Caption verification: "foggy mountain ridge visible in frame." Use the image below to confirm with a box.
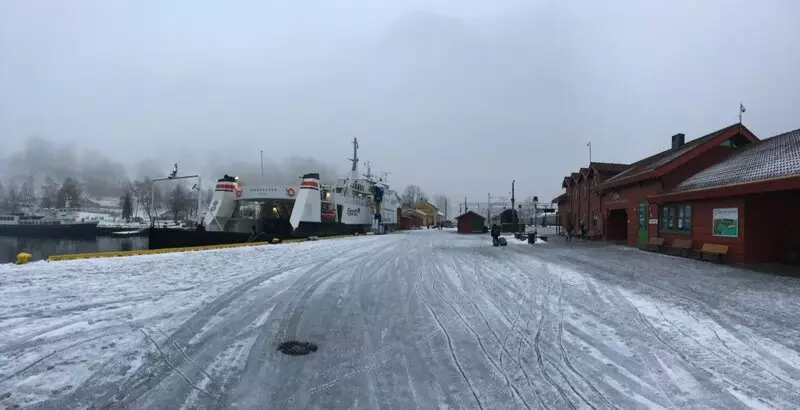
[0,136,347,199]
[0,135,435,205]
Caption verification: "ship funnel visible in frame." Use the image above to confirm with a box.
[204,178,240,231]
[290,173,321,230]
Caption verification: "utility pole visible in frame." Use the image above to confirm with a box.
[464,196,468,212]
[444,197,448,220]
[511,180,516,224]
[260,150,264,184]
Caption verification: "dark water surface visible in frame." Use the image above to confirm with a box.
[0,236,149,263]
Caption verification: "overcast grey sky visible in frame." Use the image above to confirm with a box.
[2,0,799,202]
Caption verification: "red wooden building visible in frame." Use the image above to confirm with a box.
[456,211,486,234]
[593,123,759,252]
[399,209,424,230]
[555,122,800,263]
[648,128,800,263]
[552,193,567,229]
[557,162,628,235]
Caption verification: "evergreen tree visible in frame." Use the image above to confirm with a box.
[121,192,133,221]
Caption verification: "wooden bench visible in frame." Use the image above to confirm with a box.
[695,243,729,263]
[667,238,692,257]
[645,237,664,252]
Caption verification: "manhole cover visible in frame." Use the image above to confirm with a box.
[277,341,318,356]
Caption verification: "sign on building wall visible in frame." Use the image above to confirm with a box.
[712,207,738,237]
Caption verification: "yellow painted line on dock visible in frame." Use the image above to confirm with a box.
[46,233,368,262]
[47,241,271,261]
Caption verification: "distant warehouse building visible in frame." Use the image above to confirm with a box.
[456,211,486,234]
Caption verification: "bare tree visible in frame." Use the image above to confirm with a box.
[2,182,22,213]
[19,176,36,209]
[168,184,189,223]
[40,176,60,209]
[132,178,154,220]
[400,184,427,207]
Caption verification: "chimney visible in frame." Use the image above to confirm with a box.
[671,133,685,150]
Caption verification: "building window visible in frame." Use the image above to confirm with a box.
[660,203,691,232]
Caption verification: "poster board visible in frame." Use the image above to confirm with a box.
[712,208,738,237]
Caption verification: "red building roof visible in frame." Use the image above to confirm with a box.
[589,162,628,177]
[596,123,759,191]
[652,127,800,201]
[552,193,567,204]
[455,210,486,220]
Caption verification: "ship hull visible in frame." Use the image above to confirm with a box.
[148,221,397,250]
[0,222,99,239]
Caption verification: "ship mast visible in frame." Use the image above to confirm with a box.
[349,137,359,173]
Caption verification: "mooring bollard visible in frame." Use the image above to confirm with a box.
[16,252,32,264]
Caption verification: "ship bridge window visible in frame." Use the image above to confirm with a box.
[234,201,260,219]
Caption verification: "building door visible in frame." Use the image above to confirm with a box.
[472,217,483,233]
[637,200,648,245]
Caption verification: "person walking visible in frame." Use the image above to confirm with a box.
[566,220,574,242]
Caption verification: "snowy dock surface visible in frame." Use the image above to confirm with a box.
[3,231,800,409]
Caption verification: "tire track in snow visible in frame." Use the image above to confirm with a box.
[554,252,771,406]
[580,276,676,409]
[618,290,757,407]
[514,268,552,410]
[533,281,575,409]
[550,276,596,410]
[429,253,531,410]
[96,242,371,408]
[276,240,404,409]
[413,257,484,410]
[498,273,529,368]
[555,275,615,410]
[102,263,300,406]
[436,245,544,408]
[232,242,391,408]
[658,301,800,404]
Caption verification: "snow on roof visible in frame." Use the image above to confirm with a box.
[402,209,427,217]
[456,211,485,220]
[599,124,745,188]
[590,162,628,176]
[674,128,800,192]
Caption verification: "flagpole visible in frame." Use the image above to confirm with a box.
[739,102,745,124]
[587,141,592,164]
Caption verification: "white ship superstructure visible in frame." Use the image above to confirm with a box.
[202,138,400,237]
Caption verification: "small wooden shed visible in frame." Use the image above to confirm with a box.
[456,211,486,234]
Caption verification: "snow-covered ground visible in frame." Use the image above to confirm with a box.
[2,231,800,408]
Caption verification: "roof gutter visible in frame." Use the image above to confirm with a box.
[648,174,800,203]
[595,170,657,192]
